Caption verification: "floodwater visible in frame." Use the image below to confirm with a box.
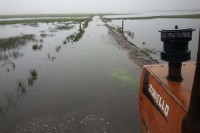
[0,16,141,133]
[105,11,200,19]
[108,18,200,62]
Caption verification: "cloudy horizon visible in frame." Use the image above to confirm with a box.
[0,0,200,15]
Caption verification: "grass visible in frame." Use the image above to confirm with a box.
[116,27,123,34]
[63,40,67,44]
[0,51,23,61]
[109,14,200,20]
[17,80,26,94]
[0,34,36,51]
[55,45,61,52]
[0,18,88,25]
[73,29,85,42]
[32,44,43,50]
[64,29,85,43]
[143,47,160,54]
[66,34,75,43]
[56,24,74,30]
[83,16,93,29]
[28,69,38,86]
[126,30,134,38]
[30,69,37,77]
[0,14,91,19]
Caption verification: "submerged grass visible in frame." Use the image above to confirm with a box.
[0,34,36,51]
[0,18,87,25]
[56,24,74,30]
[55,45,61,52]
[0,14,91,19]
[28,69,38,86]
[0,51,23,61]
[17,80,26,94]
[32,44,43,50]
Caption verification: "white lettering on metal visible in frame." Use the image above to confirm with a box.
[148,84,169,117]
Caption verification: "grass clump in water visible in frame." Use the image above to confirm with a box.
[32,44,43,50]
[126,30,134,38]
[0,34,36,51]
[55,45,61,52]
[28,69,38,86]
[63,40,67,44]
[0,18,87,25]
[17,80,26,94]
[56,24,74,30]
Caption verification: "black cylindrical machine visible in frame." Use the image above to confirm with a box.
[159,27,195,81]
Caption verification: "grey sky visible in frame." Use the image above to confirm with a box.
[0,0,200,15]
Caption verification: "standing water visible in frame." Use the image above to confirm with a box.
[0,16,141,132]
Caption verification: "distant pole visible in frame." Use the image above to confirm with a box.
[79,21,82,31]
[122,20,124,33]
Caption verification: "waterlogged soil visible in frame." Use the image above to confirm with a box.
[104,24,158,67]
[0,16,151,133]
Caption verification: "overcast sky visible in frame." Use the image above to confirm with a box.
[0,0,200,15]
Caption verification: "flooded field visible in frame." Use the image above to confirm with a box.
[0,12,200,133]
[105,13,200,62]
[0,16,141,133]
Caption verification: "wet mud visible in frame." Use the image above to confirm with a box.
[104,23,159,67]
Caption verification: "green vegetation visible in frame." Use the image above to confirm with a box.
[0,14,91,19]
[0,51,23,61]
[109,14,200,20]
[126,30,134,38]
[0,34,36,51]
[73,29,85,42]
[17,80,26,94]
[28,69,38,86]
[55,45,61,52]
[66,34,75,43]
[83,16,93,29]
[0,18,88,25]
[56,24,74,30]
[32,44,43,50]
[64,29,86,43]
[63,40,67,44]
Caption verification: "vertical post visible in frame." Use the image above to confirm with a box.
[182,29,200,133]
[79,21,82,31]
[122,20,124,33]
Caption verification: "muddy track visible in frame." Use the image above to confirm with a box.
[104,23,159,67]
